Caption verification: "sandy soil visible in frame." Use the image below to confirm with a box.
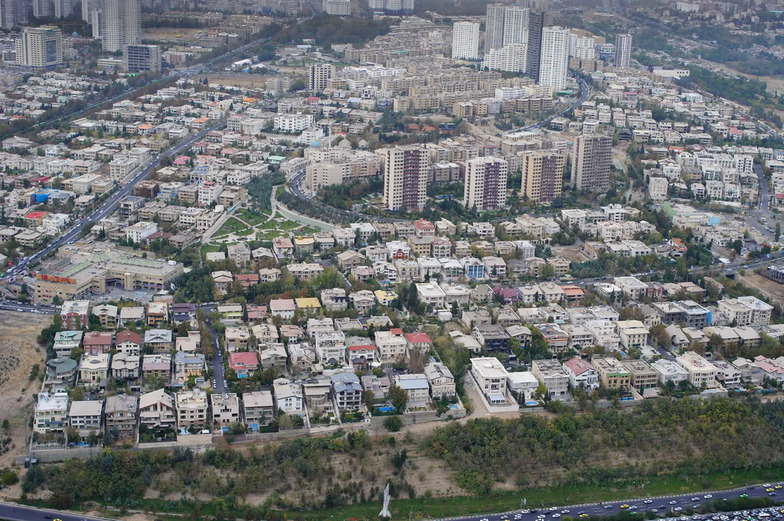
[205,74,271,89]
[143,27,204,44]
[0,311,51,498]
[736,271,784,303]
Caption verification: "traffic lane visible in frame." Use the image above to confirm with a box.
[451,485,778,521]
[0,502,103,521]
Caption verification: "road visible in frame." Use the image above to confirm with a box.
[204,313,227,393]
[4,120,226,282]
[447,484,782,521]
[0,501,106,521]
[502,75,593,136]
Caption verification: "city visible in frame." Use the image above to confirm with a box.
[0,0,783,520]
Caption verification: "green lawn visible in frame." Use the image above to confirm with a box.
[214,217,250,237]
[236,208,268,226]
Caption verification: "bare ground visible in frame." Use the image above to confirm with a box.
[736,271,784,303]
[205,74,272,89]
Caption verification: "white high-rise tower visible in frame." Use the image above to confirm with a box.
[452,21,480,60]
[100,0,141,52]
[615,33,632,68]
[538,26,570,91]
[502,6,529,46]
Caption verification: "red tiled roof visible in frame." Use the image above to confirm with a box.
[404,332,432,344]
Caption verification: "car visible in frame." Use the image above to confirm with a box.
[480,518,489,521]
[603,505,613,510]
[704,494,713,499]
[769,493,777,497]
[551,514,560,518]
[674,507,683,512]
[521,510,530,514]
[514,515,523,519]
[740,494,749,498]
[620,505,630,510]
[777,485,783,490]
[670,501,678,505]
[692,497,700,501]
[644,500,653,504]
[562,510,570,514]
[579,515,588,518]
[766,488,775,492]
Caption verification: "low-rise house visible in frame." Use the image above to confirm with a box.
[144,329,173,353]
[651,359,689,385]
[68,400,103,439]
[111,353,140,382]
[225,325,251,352]
[92,304,118,329]
[174,351,205,385]
[243,391,275,429]
[138,389,176,430]
[80,353,110,389]
[211,393,241,426]
[34,391,69,434]
[229,351,259,378]
[46,357,78,386]
[507,372,539,401]
[676,351,718,387]
[405,332,432,353]
[350,290,376,315]
[142,354,171,385]
[260,343,288,369]
[713,360,742,388]
[395,374,430,408]
[473,324,510,351]
[592,357,631,390]
[321,288,348,312]
[375,330,408,362]
[424,362,456,400]
[563,356,600,391]
[83,331,113,355]
[347,343,376,368]
[621,359,658,392]
[269,298,296,320]
[531,359,569,399]
[176,389,209,429]
[53,330,83,358]
[331,372,363,412]
[273,378,304,415]
[471,357,509,405]
[104,394,138,439]
[116,330,142,356]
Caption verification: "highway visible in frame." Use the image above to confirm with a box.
[441,484,783,521]
[0,502,106,521]
[3,120,226,282]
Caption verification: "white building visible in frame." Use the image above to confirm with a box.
[452,22,480,60]
[538,26,570,91]
[100,0,140,52]
[614,33,632,68]
[676,351,717,387]
[16,26,62,69]
[470,357,509,405]
[464,157,508,211]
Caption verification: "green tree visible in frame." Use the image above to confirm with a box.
[383,415,403,432]
[388,384,408,412]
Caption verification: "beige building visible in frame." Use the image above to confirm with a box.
[591,357,631,390]
[176,390,208,429]
[464,157,508,212]
[211,393,241,426]
[520,152,565,203]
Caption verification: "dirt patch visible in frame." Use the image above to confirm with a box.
[736,271,784,303]
[205,74,272,89]
[143,27,205,44]
[0,311,52,471]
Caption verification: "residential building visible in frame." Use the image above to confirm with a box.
[16,26,62,69]
[211,393,241,426]
[539,26,570,91]
[614,33,632,68]
[104,394,138,438]
[273,378,304,415]
[676,351,717,387]
[464,157,508,211]
[309,63,334,92]
[424,362,456,400]
[100,0,141,52]
[80,353,110,389]
[571,134,612,193]
[383,145,429,212]
[591,357,631,390]
[471,357,509,405]
[242,391,274,428]
[68,400,103,438]
[452,21,480,60]
[563,356,599,391]
[175,389,208,429]
[520,151,565,203]
[622,359,658,392]
[531,359,569,399]
[651,359,689,385]
[123,44,161,73]
[395,373,430,408]
[331,372,363,411]
[138,389,176,430]
[34,391,69,434]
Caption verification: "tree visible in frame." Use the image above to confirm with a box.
[362,389,376,410]
[383,415,403,432]
[777,222,781,242]
[388,384,408,412]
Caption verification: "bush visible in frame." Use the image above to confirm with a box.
[383,416,403,432]
[1,468,18,486]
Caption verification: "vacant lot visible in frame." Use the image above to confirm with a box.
[143,27,204,44]
[205,74,271,89]
[0,311,51,470]
[737,271,784,302]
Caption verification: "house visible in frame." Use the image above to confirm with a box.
[229,351,259,378]
[61,300,90,329]
[224,325,251,352]
[304,380,333,416]
[651,359,689,385]
[473,324,510,351]
[45,358,78,386]
[331,372,363,411]
[243,391,275,429]
[350,290,376,315]
[471,357,509,405]
[92,304,118,329]
[416,282,447,308]
[259,343,288,369]
[175,389,209,429]
[616,320,649,350]
[506,372,539,401]
[34,391,69,434]
[395,374,430,409]
[621,359,658,392]
[424,362,456,400]
[104,394,138,439]
[563,356,599,391]
[591,357,631,390]
[83,331,113,355]
[53,330,83,358]
[321,288,348,312]
[142,354,171,385]
[144,329,173,353]
[270,299,296,320]
[138,389,176,430]
[119,306,145,327]
[405,332,432,354]
[211,393,241,426]
[111,353,140,382]
[116,330,142,356]
[273,378,304,415]
[212,271,234,296]
[68,400,104,439]
[676,351,717,387]
[531,359,569,399]
[374,330,408,362]
[80,353,110,389]
[146,302,169,327]
[337,250,366,270]
[174,351,205,385]
[536,324,570,353]
[348,344,376,368]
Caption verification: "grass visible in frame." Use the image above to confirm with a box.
[214,217,250,237]
[236,208,268,226]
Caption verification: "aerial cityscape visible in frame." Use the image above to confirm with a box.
[1,0,784,520]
